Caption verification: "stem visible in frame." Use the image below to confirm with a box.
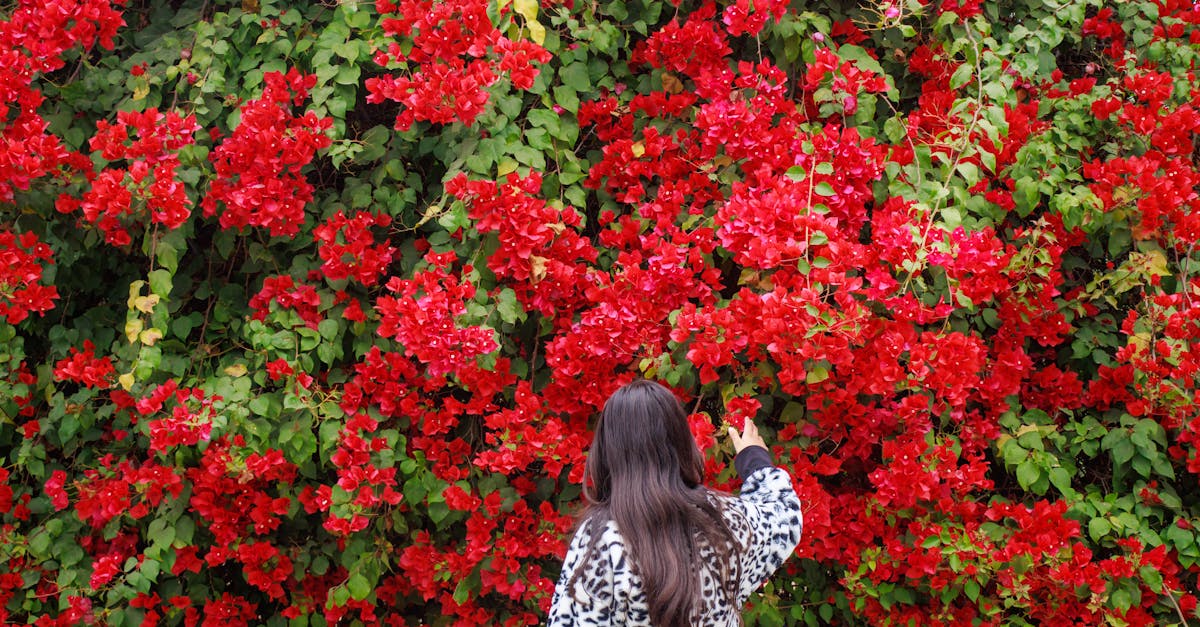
[1163,584,1193,627]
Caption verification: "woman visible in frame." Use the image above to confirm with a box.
[548,379,803,626]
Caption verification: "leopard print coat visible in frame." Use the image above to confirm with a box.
[547,458,803,626]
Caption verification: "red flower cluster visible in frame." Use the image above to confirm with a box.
[73,457,184,527]
[203,69,332,236]
[237,541,292,600]
[313,211,396,286]
[319,412,403,536]
[53,340,115,388]
[374,252,498,378]
[720,0,787,37]
[802,47,889,115]
[447,172,597,316]
[135,380,219,453]
[186,437,296,551]
[366,0,550,129]
[249,275,323,329]
[55,109,198,246]
[0,230,58,324]
[0,0,123,203]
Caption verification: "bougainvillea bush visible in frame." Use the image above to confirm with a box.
[2,0,1200,623]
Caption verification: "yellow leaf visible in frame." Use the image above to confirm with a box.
[1013,424,1054,437]
[631,142,645,158]
[530,255,548,284]
[497,158,519,176]
[133,294,160,314]
[526,19,546,45]
[118,372,135,391]
[224,364,248,377]
[139,328,163,346]
[512,0,542,45]
[1142,249,1170,277]
[737,268,759,286]
[513,0,538,22]
[127,280,146,309]
[416,204,443,227]
[132,77,150,102]
[661,72,683,95]
[125,318,144,343]
[1128,331,1151,352]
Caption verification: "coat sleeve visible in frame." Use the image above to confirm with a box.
[547,519,624,626]
[729,463,803,601]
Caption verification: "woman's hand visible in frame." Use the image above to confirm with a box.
[728,420,767,454]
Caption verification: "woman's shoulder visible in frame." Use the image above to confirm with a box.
[578,515,620,536]
[573,515,629,560]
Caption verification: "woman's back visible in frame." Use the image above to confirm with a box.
[548,397,803,627]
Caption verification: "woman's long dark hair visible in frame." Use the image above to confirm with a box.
[574,379,741,626]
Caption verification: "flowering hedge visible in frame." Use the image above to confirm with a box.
[1,0,1200,624]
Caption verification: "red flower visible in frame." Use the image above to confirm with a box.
[44,470,69,511]
[53,341,116,388]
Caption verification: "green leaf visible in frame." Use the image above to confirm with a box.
[171,314,198,341]
[552,85,580,113]
[453,577,472,605]
[298,328,321,352]
[335,65,360,86]
[805,366,829,384]
[496,288,525,324]
[142,558,161,582]
[1166,523,1194,550]
[964,579,979,602]
[272,331,296,351]
[560,62,591,92]
[950,63,973,90]
[318,319,340,341]
[148,269,173,299]
[1110,586,1133,611]
[329,584,350,608]
[836,45,884,77]
[1047,467,1073,495]
[1015,460,1041,490]
[1111,438,1135,466]
[156,241,180,274]
[1089,517,1111,542]
[174,516,195,544]
[30,530,52,556]
[1108,224,1132,257]
[1138,565,1163,593]
[347,572,372,601]
[883,116,906,143]
[249,396,272,417]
